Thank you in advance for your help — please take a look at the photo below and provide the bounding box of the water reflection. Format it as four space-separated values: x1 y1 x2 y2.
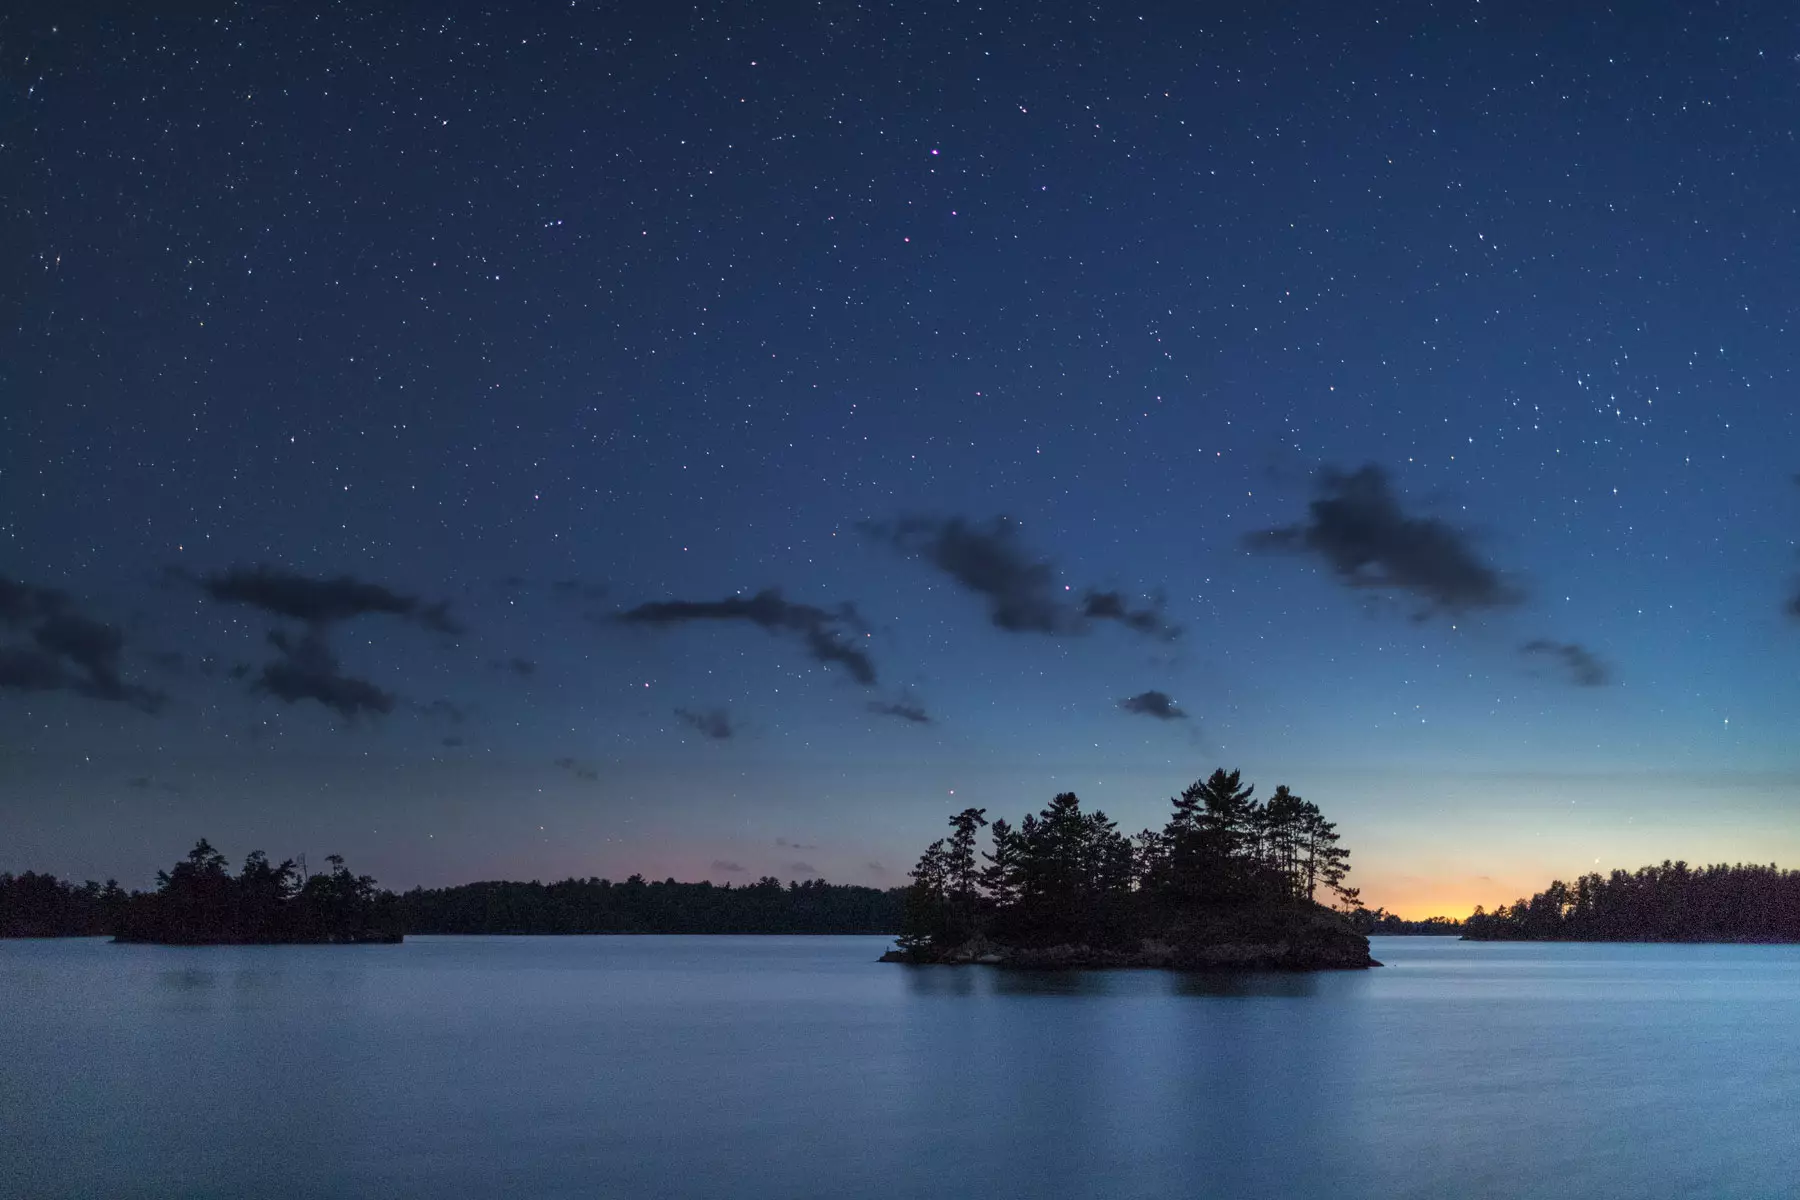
6 936 1800 1199
989 968 1117 996
1170 969 1326 998
157 967 217 992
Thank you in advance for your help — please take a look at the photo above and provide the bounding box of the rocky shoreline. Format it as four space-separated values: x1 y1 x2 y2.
881 934 1379 971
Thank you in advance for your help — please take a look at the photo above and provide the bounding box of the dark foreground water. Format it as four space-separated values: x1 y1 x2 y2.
4 936 1799 1199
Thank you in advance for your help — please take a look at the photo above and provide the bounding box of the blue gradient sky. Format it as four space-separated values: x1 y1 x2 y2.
5 1 1799 914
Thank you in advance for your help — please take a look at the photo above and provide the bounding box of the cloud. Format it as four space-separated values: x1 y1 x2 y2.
710 860 746 874
786 862 818 876
254 629 394 719
441 736 465 748
553 756 599 781
866 861 888 876
1080 590 1180 640
776 837 818 851
675 707 734 739
867 697 932 724
0 577 66 626
618 589 876 684
863 515 1067 632
0 647 66 692
1119 690 1187 721
862 515 1178 639
189 565 462 634
1246 464 1521 615
492 656 536 677
0 576 164 712
1521 639 1610 687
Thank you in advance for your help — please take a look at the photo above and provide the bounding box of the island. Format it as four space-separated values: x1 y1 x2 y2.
111 839 402 944
882 769 1378 970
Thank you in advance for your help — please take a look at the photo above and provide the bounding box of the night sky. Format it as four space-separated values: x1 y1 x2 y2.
6 1 1799 916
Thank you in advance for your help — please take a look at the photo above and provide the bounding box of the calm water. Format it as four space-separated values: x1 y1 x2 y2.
3 935 1799 1199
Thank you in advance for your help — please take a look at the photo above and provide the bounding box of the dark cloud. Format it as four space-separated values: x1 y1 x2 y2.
862 515 1067 632
867 696 932 724
0 577 67 626
189 565 463 634
1246 464 1521 616
1080 590 1179 640
441 736 465 748
866 862 888 877
676 707 734 739
862 516 1179 640
1119 690 1187 721
1521 639 1610 687
126 776 182 794
0 647 66 692
786 862 818 877
710 860 746 874
618 589 876 684
776 837 818 851
255 629 395 720
0 576 164 712
553 756 599 781
492 656 536 677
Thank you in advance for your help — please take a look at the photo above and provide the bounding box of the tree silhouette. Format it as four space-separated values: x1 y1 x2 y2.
894 768 1366 963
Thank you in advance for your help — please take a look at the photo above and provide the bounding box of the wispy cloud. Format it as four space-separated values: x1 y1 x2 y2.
618 589 876 684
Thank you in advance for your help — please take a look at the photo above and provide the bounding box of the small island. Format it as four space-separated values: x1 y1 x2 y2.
884 769 1378 970
112 839 402 945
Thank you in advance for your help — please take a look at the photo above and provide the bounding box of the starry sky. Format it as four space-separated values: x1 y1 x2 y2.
5 1 1800 916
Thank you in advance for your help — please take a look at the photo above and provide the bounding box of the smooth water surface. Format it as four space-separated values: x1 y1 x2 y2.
4 935 1798 1199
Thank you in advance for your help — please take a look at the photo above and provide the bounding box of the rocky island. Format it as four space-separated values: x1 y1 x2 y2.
882 770 1379 971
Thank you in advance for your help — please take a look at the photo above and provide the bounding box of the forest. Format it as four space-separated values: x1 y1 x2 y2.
891 769 1375 969
395 876 903 934
1 849 903 939
1461 861 1800 942
1351 909 1464 935
1 840 400 943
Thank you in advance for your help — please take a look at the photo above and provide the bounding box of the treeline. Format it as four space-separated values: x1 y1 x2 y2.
395 876 904 934
0 841 399 943
0 872 126 937
900 769 1362 956
1350 909 1463 936
2 848 905 939
1464 861 1800 942
115 840 400 943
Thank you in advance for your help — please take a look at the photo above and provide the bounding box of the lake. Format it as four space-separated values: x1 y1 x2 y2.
3 935 1798 1198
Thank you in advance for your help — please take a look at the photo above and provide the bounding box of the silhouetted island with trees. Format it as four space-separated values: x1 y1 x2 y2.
0 841 401 944
115 840 403 944
884 769 1378 970
1462 861 1800 942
